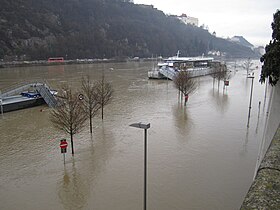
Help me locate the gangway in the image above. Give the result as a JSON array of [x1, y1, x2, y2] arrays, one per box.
[[34, 84, 57, 108], [159, 67, 176, 80]]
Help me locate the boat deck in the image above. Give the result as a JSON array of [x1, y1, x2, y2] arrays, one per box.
[[0, 82, 58, 113]]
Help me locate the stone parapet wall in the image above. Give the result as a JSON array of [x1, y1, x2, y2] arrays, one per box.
[[241, 83, 280, 209], [241, 126, 280, 209]]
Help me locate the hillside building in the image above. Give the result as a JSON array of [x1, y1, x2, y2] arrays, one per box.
[[177, 13, 199, 26]]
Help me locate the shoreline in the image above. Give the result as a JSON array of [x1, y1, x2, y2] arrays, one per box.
[[0, 57, 158, 69]]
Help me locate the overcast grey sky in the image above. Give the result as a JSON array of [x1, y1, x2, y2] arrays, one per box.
[[134, 0, 279, 46]]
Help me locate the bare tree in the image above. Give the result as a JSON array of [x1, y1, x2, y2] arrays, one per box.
[[81, 75, 101, 133], [50, 85, 88, 155], [95, 73, 113, 120], [215, 63, 228, 89], [210, 63, 227, 90], [173, 70, 197, 106], [243, 58, 253, 76]]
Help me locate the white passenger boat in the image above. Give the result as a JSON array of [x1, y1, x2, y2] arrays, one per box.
[[148, 52, 216, 80]]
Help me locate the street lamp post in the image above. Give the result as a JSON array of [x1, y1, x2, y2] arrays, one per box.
[[247, 74, 255, 127], [129, 122, 150, 210], [0, 90, 3, 117]]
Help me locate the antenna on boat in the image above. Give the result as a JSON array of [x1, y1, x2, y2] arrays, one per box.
[[176, 50, 180, 58]]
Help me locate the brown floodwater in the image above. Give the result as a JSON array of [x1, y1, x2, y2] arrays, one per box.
[[0, 60, 276, 210]]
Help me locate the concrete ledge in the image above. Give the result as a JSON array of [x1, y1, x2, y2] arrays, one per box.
[[241, 126, 280, 209]]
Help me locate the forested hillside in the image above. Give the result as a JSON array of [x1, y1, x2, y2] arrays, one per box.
[[0, 0, 259, 60]]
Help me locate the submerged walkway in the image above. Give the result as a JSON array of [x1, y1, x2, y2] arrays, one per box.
[[241, 126, 280, 209]]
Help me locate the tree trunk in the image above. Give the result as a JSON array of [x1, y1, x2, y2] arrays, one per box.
[[101, 103, 104, 120], [70, 132, 74, 155], [184, 94, 188, 106], [90, 113, 93, 133]]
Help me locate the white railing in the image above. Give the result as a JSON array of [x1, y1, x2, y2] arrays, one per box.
[[1, 81, 58, 108]]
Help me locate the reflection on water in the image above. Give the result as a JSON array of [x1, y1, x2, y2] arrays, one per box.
[[209, 88, 229, 114], [172, 102, 193, 139], [0, 60, 277, 210], [58, 160, 88, 210]]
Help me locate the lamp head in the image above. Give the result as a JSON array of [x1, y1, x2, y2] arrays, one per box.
[[129, 123, 150, 130]]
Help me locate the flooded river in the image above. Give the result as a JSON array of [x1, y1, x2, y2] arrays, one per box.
[[0, 60, 276, 209]]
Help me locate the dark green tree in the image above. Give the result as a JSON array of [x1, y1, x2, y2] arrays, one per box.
[[260, 10, 280, 86]]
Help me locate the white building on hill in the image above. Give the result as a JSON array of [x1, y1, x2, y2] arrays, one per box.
[[177, 13, 199, 26]]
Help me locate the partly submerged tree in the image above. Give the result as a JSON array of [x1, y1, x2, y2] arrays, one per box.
[[173, 71, 197, 106], [210, 62, 227, 90], [216, 63, 228, 89], [260, 10, 280, 86], [243, 58, 254, 76], [50, 85, 88, 155], [81, 76, 101, 133], [95, 73, 113, 120]]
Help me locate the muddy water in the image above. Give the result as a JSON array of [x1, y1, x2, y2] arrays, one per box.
[[0, 60, 273, 209]]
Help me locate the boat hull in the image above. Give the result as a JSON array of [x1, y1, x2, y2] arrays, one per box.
[[148, 55, 219, 80], [1, 96, 45, 113], [148, 67, 214, 80], [148, 70, 167, 79]]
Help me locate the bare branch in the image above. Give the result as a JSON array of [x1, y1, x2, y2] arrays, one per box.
[[81, 75, 101, 133], [95, 74, 113, 120], [50, 84, 88, 154], [173, 70, 197, 96]]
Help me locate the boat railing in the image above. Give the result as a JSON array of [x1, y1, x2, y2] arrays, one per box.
[[1, 78, 56, 96], [1, 79, 58, 108], [0, 77, 43, 95], [1, 82, 42, 98], [1, 81, 33, 96]]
